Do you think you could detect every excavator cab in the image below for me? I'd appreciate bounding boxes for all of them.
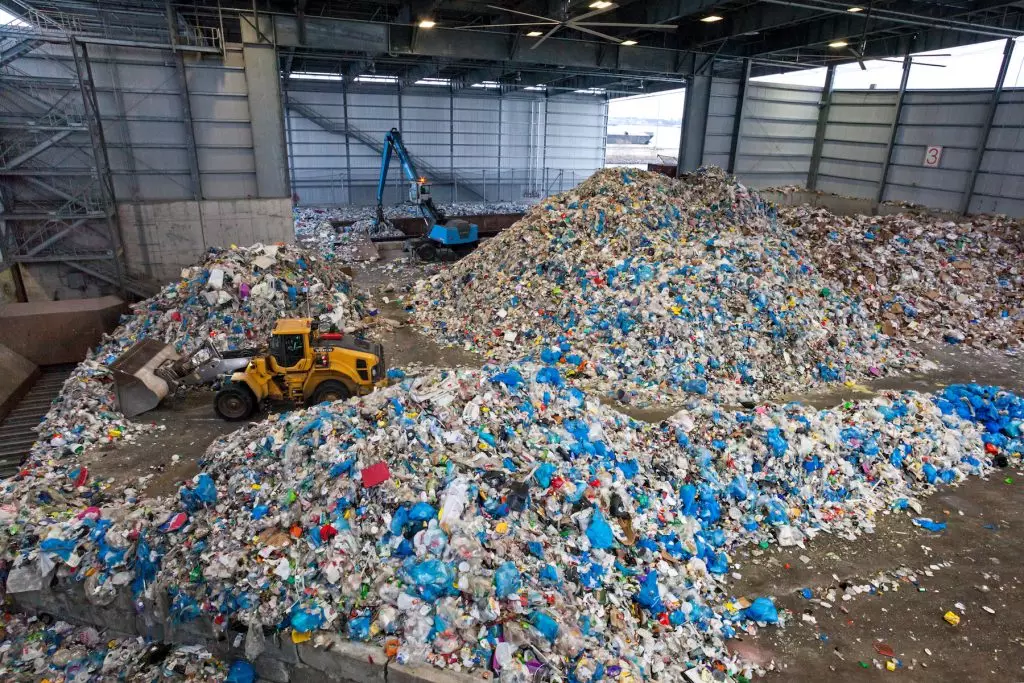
[214,318,386,421]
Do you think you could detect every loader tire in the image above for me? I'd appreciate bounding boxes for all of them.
[214,383,255,421]
[311,380,351,405]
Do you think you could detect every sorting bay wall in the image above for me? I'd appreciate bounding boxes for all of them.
[696,77,1024,217]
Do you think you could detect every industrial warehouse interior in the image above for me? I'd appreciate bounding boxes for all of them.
[1,0,1024,680]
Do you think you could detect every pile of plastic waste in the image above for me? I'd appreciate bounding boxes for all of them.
[11,243,369,479]
[294,200,534,255]
[0,611,232,681]
[410,168,918,404]
[781,206,1024,352]
[0,363,1006,680]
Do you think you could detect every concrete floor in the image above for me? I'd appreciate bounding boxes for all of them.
[76,254,1024,680]
[730,474,1024,681]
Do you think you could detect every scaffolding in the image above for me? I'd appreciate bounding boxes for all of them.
[0,0,222,299]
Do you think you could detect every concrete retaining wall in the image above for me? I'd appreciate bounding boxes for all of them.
[118,197,294,284]
[0,343,39,421]
[12,579,479,683]
[0,296,125,366]
[759,188,965,222]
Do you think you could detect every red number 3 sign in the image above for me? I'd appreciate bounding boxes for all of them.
[923,145,943,168]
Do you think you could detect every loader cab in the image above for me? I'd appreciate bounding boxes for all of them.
[267,318,312,370]
[269,331,306,369]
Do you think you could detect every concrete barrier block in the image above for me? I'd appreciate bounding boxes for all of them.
[261,632,299,664]
[387,661,483,683]
[289,663,359,682]
[297,637,385,681]
[254,654,291,683]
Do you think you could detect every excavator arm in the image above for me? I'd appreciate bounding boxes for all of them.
[375,127,445,229]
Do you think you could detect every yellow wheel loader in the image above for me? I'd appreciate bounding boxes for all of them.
[213,318,386,421]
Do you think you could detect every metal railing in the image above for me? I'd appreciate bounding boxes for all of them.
[290,167,590,207]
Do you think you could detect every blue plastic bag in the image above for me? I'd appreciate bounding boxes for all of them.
[745,597,779,623]
[912,517,947,532]
[529,611,559,642]
[586,509,614,550]
[180,473,217,511]
[635,570,664,613]
[495,561,522,598]
[409,502,437,522]
[348,615,371,641]
[490,368,524,390]
[225,660,255,683]
[534,462,556,488]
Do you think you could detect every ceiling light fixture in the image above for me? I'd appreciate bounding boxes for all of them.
[701,15,724,23]
[828,40,849,48]
[847,6,864,12]
[418,19,436,28]
[588,1,612,9]
[621,39,637,46]
[526,30,543,37]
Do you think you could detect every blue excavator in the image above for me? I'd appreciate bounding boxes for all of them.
[375,127,479,261]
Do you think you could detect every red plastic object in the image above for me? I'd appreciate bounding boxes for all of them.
[361,462,391,488]
[320,332,343,340]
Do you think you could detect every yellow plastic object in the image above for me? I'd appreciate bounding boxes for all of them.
[943,610,960,626]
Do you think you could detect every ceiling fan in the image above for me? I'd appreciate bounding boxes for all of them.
[456,3,678,49]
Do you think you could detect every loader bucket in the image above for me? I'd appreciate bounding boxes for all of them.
[110,338,180,417]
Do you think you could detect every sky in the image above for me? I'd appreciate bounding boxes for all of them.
[0,8,27,26]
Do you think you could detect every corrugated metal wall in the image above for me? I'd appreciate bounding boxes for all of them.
[702,79,739,169]
[971,88,1024,216]
[884,90,989,211]
[715,80,1024,216]
[12,44,259,201]
[285,88,607,206]
[816,90,896,199]
[734,83,821,188]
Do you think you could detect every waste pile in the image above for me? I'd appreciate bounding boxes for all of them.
[0,611,232,681]
[410,167,917,404]
[11,242,369,480]
[294,200,533,255]
[0,363,994,681]
[781,206,1024,352]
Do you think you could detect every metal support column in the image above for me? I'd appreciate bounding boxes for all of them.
[449,90,456,202]
[283,88,295,199]
[541,94,549,193]
[70,37,126,298]
[877,54,912,206]
[807,64,835,191]
[961,38,1014,216]
[173,51,203,200]
[727,59,751,175]
[678,72,713,174]
[242,34,290,197]
[342,81,352,204]
[497,95,503,202]
[110,57,150,277]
